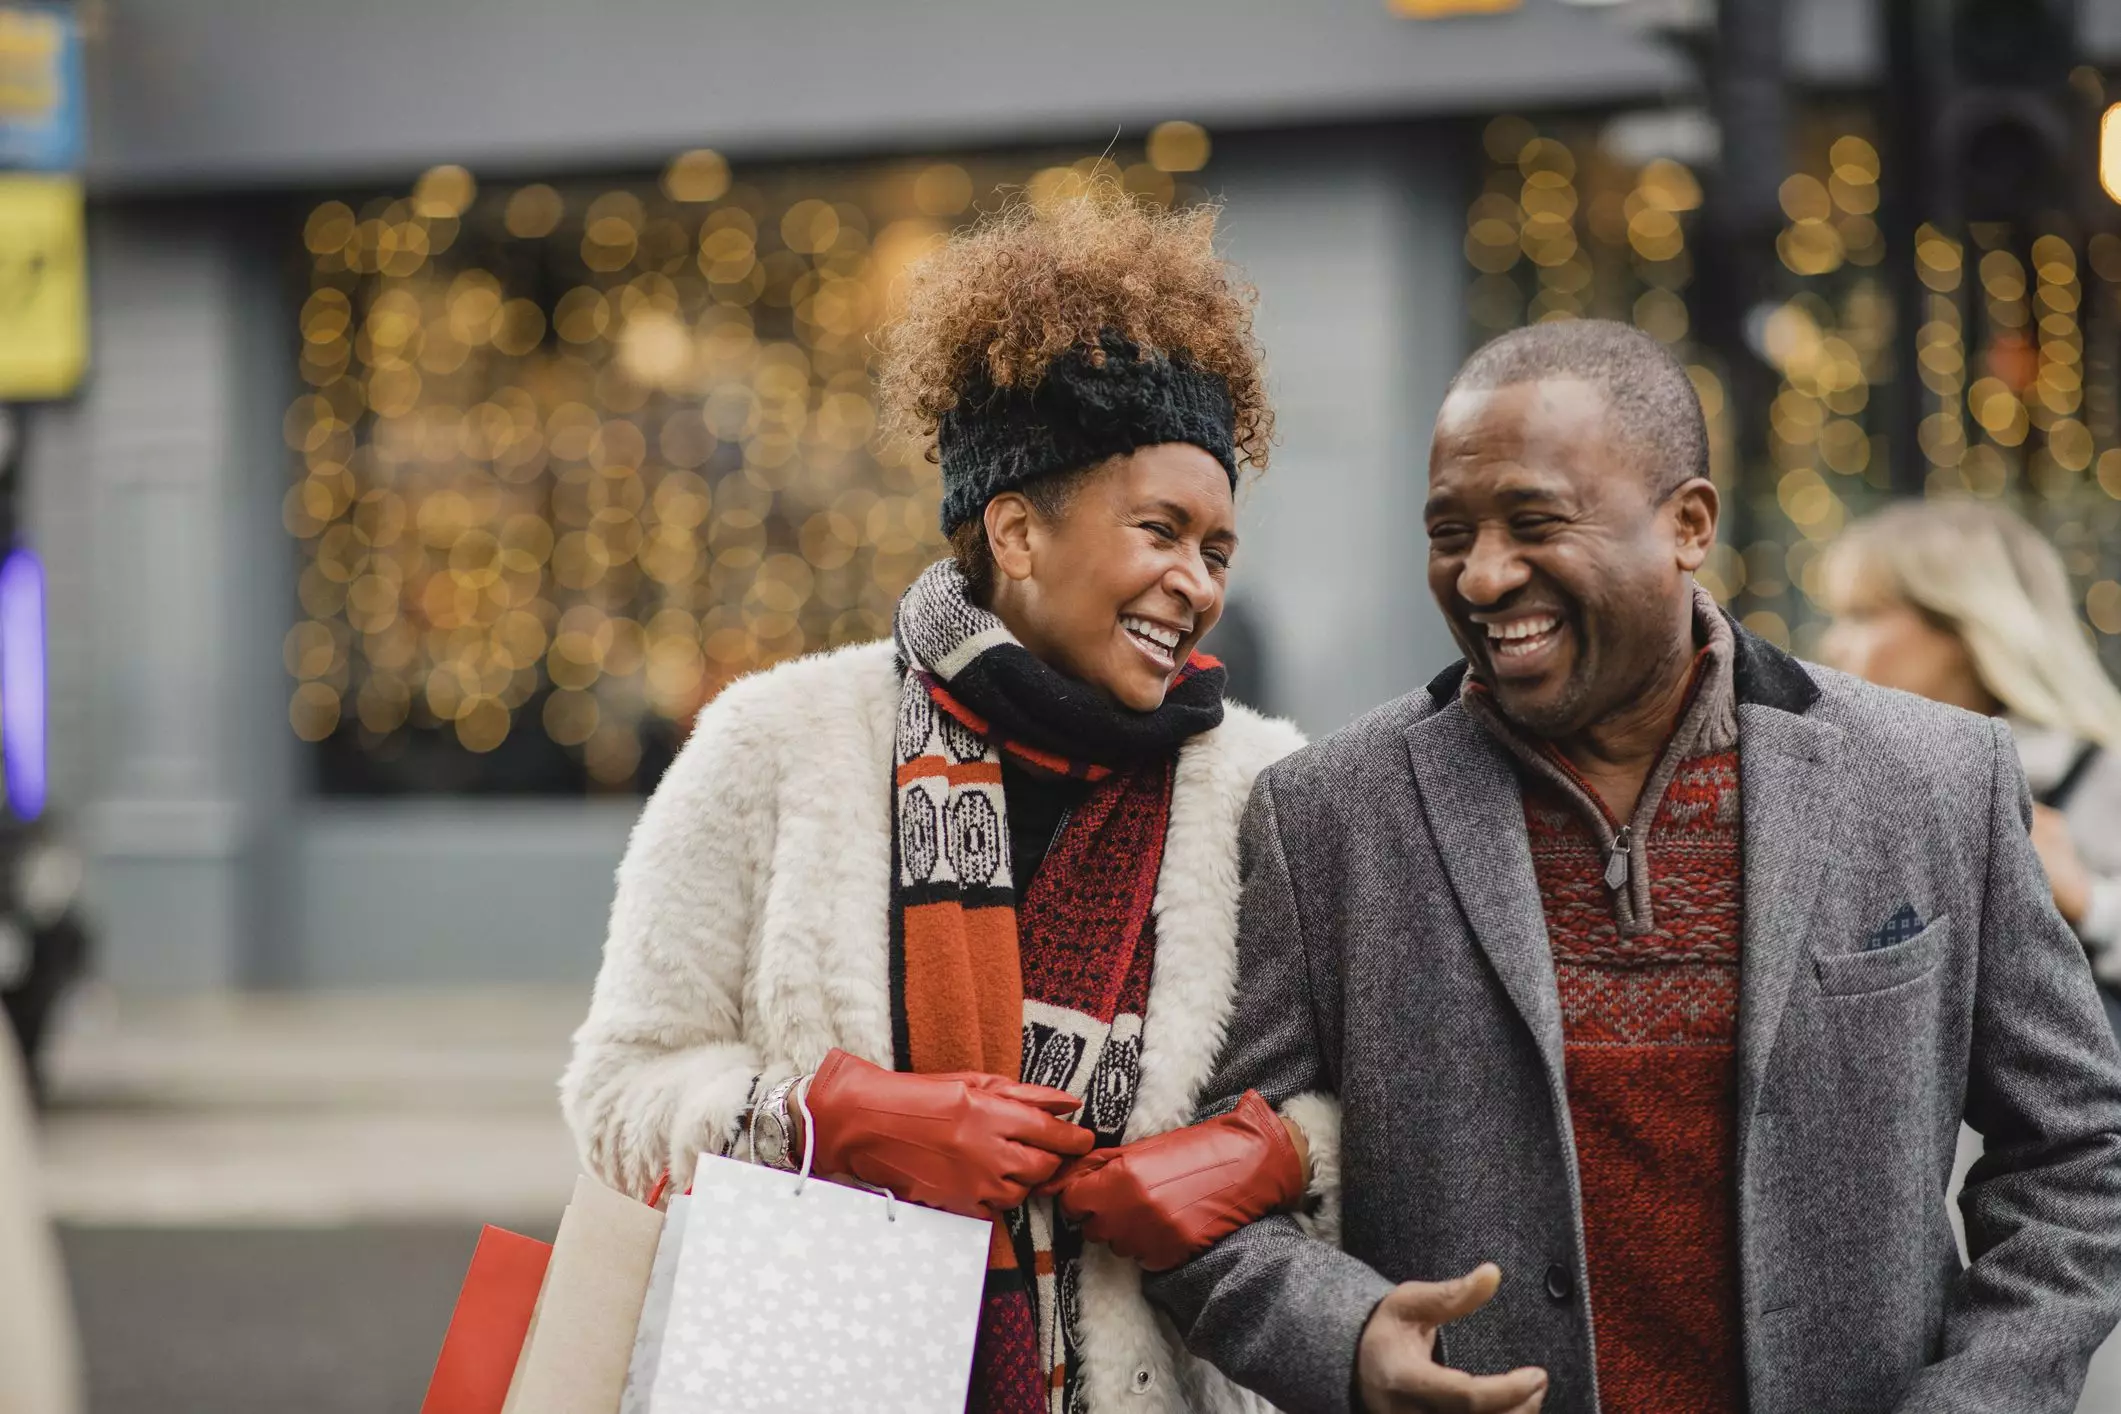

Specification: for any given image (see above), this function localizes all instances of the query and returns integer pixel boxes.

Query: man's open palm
[1356,1264,1548,1413]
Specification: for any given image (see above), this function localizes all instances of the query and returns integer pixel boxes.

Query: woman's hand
[802,1049,1093,1218]
[1040,1090,1308,1271]
[2032,805,2093,926]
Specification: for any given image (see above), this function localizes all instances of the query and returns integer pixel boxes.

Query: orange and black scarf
[890,561,1223,1412]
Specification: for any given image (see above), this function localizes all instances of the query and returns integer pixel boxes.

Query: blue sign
[0,545,45,819]
[0,5,83,173]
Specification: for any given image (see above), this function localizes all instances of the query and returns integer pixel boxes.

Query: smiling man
[1146,320,2121,1414]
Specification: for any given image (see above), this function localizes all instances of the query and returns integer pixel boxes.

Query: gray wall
[85,0,1680,192]
[31,207,295,987]
[292,802,638,987]
[1216,135,1461,733]
[85,0,2121,196]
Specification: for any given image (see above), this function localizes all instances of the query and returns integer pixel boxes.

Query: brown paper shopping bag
[499,1174,664,1414]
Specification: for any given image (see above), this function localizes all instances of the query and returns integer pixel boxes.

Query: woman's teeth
[1487,615,1560,659]
[1122,616,1182,667]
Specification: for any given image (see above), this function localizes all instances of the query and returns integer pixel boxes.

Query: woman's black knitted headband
[936,331,1238,534]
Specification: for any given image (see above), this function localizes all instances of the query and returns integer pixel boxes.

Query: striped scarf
[890,561,1223,1412]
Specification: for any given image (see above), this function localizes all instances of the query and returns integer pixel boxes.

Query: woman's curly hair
[876,186,1273,476]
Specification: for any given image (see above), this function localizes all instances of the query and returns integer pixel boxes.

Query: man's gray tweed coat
[1146,627,2121,1414]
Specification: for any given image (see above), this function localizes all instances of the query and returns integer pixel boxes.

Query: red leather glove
[1043,1090,1306,1271]
[804,1048,1095,1219]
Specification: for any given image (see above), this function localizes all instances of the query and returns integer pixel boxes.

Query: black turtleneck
[1000,758,1092,895]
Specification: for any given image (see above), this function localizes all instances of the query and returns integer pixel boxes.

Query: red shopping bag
[419,1226,553,1414]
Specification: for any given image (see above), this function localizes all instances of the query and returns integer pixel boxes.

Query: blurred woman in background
[563,189,1324,1414]
[1819,499,2121,1035]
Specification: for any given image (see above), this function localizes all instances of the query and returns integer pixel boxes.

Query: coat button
[1131,1366,1155,1393]
[1544,1263,1573,1303]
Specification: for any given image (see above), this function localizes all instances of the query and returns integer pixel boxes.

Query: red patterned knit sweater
[1466,598,1746,1414]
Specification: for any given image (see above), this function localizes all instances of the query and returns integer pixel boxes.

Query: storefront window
[286,147,1204,793]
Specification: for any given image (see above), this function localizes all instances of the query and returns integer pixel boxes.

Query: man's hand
[2031,805,2092,927]
[1356,1264,1547,1413]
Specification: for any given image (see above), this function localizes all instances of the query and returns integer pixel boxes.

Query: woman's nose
[1167,551,1217,611]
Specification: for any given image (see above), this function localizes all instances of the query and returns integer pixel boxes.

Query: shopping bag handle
[791,1077,896,1224]
[644,1078,902,1224]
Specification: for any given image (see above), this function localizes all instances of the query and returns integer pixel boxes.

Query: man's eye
[1511,515,1560,535]
[1205,548,1232,570]
[1427,525,1471,548]
[1142,521,1177,540]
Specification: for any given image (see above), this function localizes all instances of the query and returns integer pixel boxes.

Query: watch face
[755,1113,787,1167]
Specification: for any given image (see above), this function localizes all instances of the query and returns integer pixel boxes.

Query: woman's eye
[1141,521,1177,540]
[1205,548,1232,570]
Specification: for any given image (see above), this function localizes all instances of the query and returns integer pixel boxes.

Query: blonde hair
[1818,500,2121,749]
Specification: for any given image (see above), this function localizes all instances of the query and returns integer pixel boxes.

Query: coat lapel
[1412,630,1837,1161]
[1732,703,1845,1149]
[1405,703,1568,1084]
[1129,706,1306,1138]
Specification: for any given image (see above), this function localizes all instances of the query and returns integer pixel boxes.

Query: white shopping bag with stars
[618,1192,691,1414]
[636,1148,990,1414]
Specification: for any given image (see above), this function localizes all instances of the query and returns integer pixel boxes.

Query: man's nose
[1457,528,1530,607]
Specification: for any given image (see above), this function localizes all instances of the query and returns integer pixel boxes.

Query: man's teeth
[1121,616,1183,650]
[1484,615,1560,658]
[1486,615,1558,642]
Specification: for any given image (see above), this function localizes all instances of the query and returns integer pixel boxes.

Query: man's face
[1423,378,1712,739]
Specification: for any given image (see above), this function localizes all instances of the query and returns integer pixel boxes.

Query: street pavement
[38,987,583,1413]
[61,1222,545,1414]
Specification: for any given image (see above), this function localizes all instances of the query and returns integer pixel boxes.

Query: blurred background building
[18,0,2116,994]
[8,0,2121,1407]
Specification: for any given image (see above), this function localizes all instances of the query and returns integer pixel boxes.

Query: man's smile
[1469,607,1571,680]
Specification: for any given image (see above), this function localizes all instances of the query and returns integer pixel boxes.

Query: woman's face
[986,443,1237,712]
[1818,578,1996,715]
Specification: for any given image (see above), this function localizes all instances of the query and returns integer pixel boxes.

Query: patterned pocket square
[1867,903,1925,951]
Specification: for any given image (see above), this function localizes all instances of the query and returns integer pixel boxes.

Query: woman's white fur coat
[562,639,1335,1414]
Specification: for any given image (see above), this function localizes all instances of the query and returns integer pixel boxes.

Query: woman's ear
[984,493,1037,583]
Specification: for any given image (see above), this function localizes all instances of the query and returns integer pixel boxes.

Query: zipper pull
[1603,827,1632,891]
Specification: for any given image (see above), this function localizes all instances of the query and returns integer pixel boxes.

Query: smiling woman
[563,186,1318,1414]
[876,189,1273,713]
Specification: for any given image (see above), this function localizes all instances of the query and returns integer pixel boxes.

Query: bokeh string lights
[287,143,1207,793]
[1464,115,1754,628]
[1466,111,2121,671]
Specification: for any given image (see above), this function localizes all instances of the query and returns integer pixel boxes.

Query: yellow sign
[0,173,85,399]
[1389,0,1521,14]
[0,8,63,124]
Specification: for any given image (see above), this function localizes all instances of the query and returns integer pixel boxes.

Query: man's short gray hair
[1447,320,1708,500]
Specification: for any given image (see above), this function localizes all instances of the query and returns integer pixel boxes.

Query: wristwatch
[749,1073,806,1171]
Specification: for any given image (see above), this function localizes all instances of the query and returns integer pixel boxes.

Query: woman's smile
[1120,614,1188,674]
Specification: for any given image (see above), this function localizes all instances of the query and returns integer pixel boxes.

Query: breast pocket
[1813,915,1951,998]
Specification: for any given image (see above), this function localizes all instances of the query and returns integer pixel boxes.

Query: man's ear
[984,493,1036,583]
[1669,478,1719,573]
